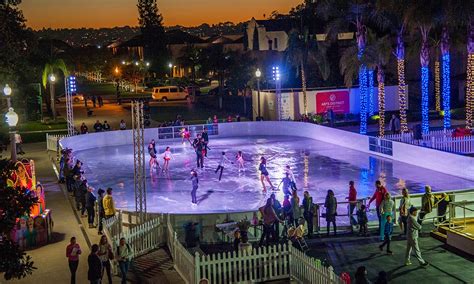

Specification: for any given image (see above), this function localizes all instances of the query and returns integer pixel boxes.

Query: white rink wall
[60,121,474,180]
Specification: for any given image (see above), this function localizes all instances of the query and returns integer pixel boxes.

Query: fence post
[195,252,200,284]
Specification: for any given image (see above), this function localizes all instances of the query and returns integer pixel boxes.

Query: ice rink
[75,136,474,214]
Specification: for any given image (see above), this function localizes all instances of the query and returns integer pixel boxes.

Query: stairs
[131,247,185,284]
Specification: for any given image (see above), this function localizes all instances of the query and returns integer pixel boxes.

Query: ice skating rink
[75,136,474,214]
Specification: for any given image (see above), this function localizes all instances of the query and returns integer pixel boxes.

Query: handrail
[448,201,474,232]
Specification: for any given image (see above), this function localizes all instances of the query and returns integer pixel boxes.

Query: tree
[41,59,68,121]
[137,0,168,74]
[404,0,443,134]
[286,29,330,115]
[0,160,38,280]
[318,0,374,134]
[177,44,202,82]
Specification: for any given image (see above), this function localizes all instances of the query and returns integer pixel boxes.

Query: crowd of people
[60,148,134,284]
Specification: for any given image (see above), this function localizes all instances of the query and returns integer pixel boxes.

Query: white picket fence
[102,212,123,244]
[167,217,196,284]
[46,133,69,152]
[384,130,474,154]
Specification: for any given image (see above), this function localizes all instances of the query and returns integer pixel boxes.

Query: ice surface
[75,136,474,214]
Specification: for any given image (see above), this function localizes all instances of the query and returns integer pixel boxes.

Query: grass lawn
[78,81,152,100]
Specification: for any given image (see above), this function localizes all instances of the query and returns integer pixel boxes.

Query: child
[236,151,245,172]
[379,215,394,254]
[285,165,297,191]
[162,147,173,172]
[215,152,232,181]
[357,204,369,236]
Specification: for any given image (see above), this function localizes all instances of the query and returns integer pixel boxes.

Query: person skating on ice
[201,138,210,158]
[193,137,204,169]
[162,147,173,172]
[285,165,297,191]
[181,128,191,145]
[236,151,245,172]
[148,139,159,171]
[215,152,233,181]
[259,156,274,192]
[190,170,199,205]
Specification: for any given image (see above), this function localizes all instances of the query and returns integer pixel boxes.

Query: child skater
[201,138,210,158]
[259,156,274,192]
[236,151,245,172]
[190,169,199,205]
[181,128,191,145]
[285,165,297,191]
[162,147,173,172]
[215,152,232,181]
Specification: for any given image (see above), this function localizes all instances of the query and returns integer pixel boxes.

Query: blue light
[359,65,368,134]
[442,53,451,129]
[272,66,280,81]
[368,69,374,116]
[68,76,77,93]
[421,66,429,134]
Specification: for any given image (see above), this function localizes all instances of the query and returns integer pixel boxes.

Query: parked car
[185,86,202,96]
[151,86,188,102]
[55,93,84,103]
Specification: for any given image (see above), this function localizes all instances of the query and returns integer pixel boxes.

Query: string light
[397,59,408,132]
[421,66,430,134]
[466,53,474,129]
[368,69,375,116]
[435,61,441,111]
[359,65,368,134]
[378,80,385,138]
[442,53,451,129]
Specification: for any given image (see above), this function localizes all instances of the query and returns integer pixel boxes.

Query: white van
[151,86,188,101]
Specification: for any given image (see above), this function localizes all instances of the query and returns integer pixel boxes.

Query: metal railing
[157,124,218,140]
[448,201,474,233]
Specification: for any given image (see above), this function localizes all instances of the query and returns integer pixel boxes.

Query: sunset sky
[20,0,302,29]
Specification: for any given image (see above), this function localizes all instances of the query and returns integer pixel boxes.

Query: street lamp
[146,62,150,67]
[135,61,139,66]
[121,61,126,65]
[168,63,173,78]
[114,67,120,75]
[49,74,57,121]
[255,69,262,120]
[5,107,18,162]
[3,84,12,108]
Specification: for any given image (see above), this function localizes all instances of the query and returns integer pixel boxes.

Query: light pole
[272,66,281,120]
[5,107,19,162]
[3,84,12,108]
[49,74,56,121]
[255,69,262,120]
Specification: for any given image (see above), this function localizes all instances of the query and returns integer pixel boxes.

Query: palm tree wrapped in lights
[395,29,409,132]
[440,26,451,129]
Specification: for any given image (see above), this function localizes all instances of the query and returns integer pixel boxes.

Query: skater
[285,165,297,191]
[259,157,274,192]
[194,138,204,169]
[148,140,159,171]
[236,151,245,172]
[162,147,172,172]
[281,173,292,196]
[201,138,210,157]
[202,128,209,143]
[190,170,199,205]
[215,152,232,181]
[181,128,191,145]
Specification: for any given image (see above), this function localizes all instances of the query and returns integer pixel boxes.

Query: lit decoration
[67,76,77,93]
[368,69,374,116]
[421,66,430,134]
[303,153,309,189]
[359,64,368,134]
[272,66,280,81]
[397,59,408,132]
[434,61,441,111]
[442,53,451,128]
[466,53,474,129]
[377,69,385,138]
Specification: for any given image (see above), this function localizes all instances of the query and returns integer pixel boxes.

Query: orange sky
[20,0,302,29]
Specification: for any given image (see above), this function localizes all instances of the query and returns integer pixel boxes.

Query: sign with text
[316,90,350,114]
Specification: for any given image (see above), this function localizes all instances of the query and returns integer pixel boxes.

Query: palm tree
[404,0,443,134]
[42,59,68,121]
[318,0,373,134]
[363,34,392,137]
[286,29,330,116]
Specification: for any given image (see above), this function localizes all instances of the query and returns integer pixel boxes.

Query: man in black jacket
[88,244,102,284]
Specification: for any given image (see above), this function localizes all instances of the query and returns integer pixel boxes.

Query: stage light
[397,59,408,132]
[67,76,77,93]
[442,53,451,129]
[435,61,441,111]
[378,80,385,138]
[368,69,374,116]
[421,66,429,134]
[272,66,280,81]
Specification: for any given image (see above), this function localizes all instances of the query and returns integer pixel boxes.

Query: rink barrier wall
[60,121,473,180]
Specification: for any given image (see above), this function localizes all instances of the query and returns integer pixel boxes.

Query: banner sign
[316,90,350,114]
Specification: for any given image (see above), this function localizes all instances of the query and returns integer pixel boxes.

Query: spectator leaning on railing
[103,188,116,219]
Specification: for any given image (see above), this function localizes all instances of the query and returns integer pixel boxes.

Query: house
[246,18,295,52]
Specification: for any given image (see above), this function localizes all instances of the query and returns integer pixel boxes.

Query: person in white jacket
[215,152,232,181]
[405,206,429,267]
